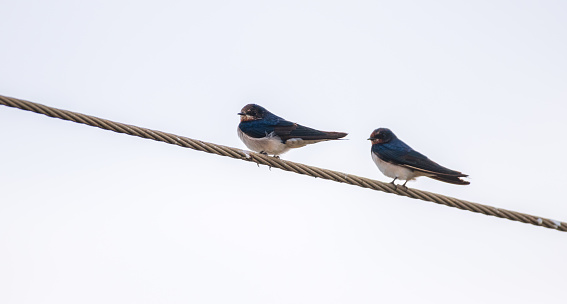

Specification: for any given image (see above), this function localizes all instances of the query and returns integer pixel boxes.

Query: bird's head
[238,104,269,122]
[368,128,396,144]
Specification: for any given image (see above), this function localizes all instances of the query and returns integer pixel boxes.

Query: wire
[1,94,565,232]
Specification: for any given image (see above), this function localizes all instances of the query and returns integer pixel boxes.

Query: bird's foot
[389,178,398,191]
[273,155,280,159]
[256,152,274,170]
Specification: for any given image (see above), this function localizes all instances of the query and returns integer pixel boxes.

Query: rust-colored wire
[1,94,565,232]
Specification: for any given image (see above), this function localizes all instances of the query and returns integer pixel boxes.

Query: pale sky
[1,1,566,303]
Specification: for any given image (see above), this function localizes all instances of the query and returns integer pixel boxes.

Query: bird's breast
[371,152,420,181]
[237,127,289,155]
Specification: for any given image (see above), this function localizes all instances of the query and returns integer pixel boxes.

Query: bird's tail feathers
[321,131,348,140]
[427,175,470,185]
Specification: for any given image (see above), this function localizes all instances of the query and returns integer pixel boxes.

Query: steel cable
[1,94,564,232]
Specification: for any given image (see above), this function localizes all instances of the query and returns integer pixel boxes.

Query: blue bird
[237,104,347,157]
[368,128,469,187]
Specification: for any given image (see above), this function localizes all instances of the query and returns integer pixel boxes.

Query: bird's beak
[367,137,374,140]
[237,112,245,116]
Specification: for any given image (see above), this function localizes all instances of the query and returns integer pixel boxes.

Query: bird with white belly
[237,104,347,157]
[368,128,469,188]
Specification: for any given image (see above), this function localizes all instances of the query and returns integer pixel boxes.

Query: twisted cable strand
[1,94,565,232]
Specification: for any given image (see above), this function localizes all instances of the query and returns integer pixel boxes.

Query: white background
[1,1,566,303]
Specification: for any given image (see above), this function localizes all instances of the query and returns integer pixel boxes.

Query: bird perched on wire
[368,128,469,188]
[237,104,347,157]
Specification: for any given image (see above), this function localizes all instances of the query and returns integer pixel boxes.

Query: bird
[237,104,347,157]
[368,128,469,188]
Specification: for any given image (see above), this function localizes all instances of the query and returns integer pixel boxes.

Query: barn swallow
[237,104,347,157]
[368,128,469,187]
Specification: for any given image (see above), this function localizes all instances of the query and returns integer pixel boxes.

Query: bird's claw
[389,178,398,190]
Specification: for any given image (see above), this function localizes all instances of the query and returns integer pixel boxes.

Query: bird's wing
[238,120,279,138]
[373,144,467,177]
[274,122,346,141]
[240,118,347,141]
